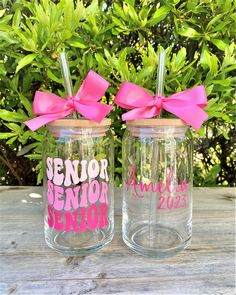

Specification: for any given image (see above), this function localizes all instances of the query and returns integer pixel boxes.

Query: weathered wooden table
[0,187,235,295]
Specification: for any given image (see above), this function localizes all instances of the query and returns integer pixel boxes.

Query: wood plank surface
[0,186,235,295]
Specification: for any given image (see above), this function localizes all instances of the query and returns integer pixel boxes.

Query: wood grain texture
[0,186,235,295]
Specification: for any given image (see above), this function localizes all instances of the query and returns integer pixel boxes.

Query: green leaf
[104,49,119,67]
[206,13,226,29]
[136,66,153,82]
[17,143,39,156]
[230,13,236,22]
[187,0,199,10]
[0,9,6,18]
[85,0,98,16]
[222,0,232,12]
[18,93,32,116]
[111,16,126,28]
[125,3,140,24]
[197,126,205,138]
[47,69,62,84]
[0,132,16,139]
[113,3,127,21]
[16,53,38,73]
[139,5,152,21]
[0,14,12,25]
[178,24,202,39]
[206,98,218,108]
[0,24,12,32]
[62,0,75,30]
[18,130,32,145]
[206,85,214,95]
[200,47,218,75]
[4,123,21,133]
[67,38,88,49]
[125,0,135,6]
[205,165,221,183]
[210,20,231,33]
[208,111,230,122]
[210,39,228,51]
[25,154,42,160]
[175,47,186,70]
[212,79,231,86]
[95,153,107,161]
[13,26,31,45]
[95,53,109,68]
[0,109,27,122]
[222,131,229,140]
[0,31,16,44]
[13,9,21,27]
[147,6,170,26]
[6,136,18,145]
[115,167,122,173]
[0,64,6,75]
[37,166,43,184]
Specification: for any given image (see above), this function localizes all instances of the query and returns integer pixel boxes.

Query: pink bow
[24,70,113,131]
[115,82,208,129]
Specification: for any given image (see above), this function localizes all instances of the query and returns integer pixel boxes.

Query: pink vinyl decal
[46,157,110,232]
[125,165,190,211]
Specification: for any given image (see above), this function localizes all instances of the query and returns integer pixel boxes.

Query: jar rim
[126,118,187,127]
[47,118,111,128]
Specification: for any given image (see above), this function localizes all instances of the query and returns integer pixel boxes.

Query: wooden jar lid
[126,118,186,127]
[47,118,111,127]
[47,118,111,138]
[126,119,187,138]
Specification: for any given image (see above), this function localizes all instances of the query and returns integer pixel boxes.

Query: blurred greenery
[0,0,235,186]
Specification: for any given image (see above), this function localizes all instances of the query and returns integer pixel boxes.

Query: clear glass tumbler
[42,119,114,256]
[122,119,192,258]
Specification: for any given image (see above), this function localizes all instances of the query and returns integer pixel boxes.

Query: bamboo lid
[47,118,111,127]
[126,118,187,127]
[126,119,187,138]
[47,118,111,138]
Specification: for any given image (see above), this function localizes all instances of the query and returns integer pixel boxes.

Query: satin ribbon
[24,70,113,131]
[115,82,208,129]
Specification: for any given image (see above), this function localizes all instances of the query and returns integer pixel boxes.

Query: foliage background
[0,0,235,186]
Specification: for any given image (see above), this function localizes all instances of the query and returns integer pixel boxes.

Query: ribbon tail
[24,111,72,131]
[168,85,207,108]
[122,106,160,121]
[75,101,113,123]
[163,101,208,130]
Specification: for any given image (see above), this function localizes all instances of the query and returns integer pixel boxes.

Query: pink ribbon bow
[115,82,208,129]
[24,70,113,131]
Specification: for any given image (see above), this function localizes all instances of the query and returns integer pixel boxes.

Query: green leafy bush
[0,0,235,186]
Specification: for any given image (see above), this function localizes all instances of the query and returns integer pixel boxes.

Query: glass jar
[42,119,114,256]
[122,119,192,258]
